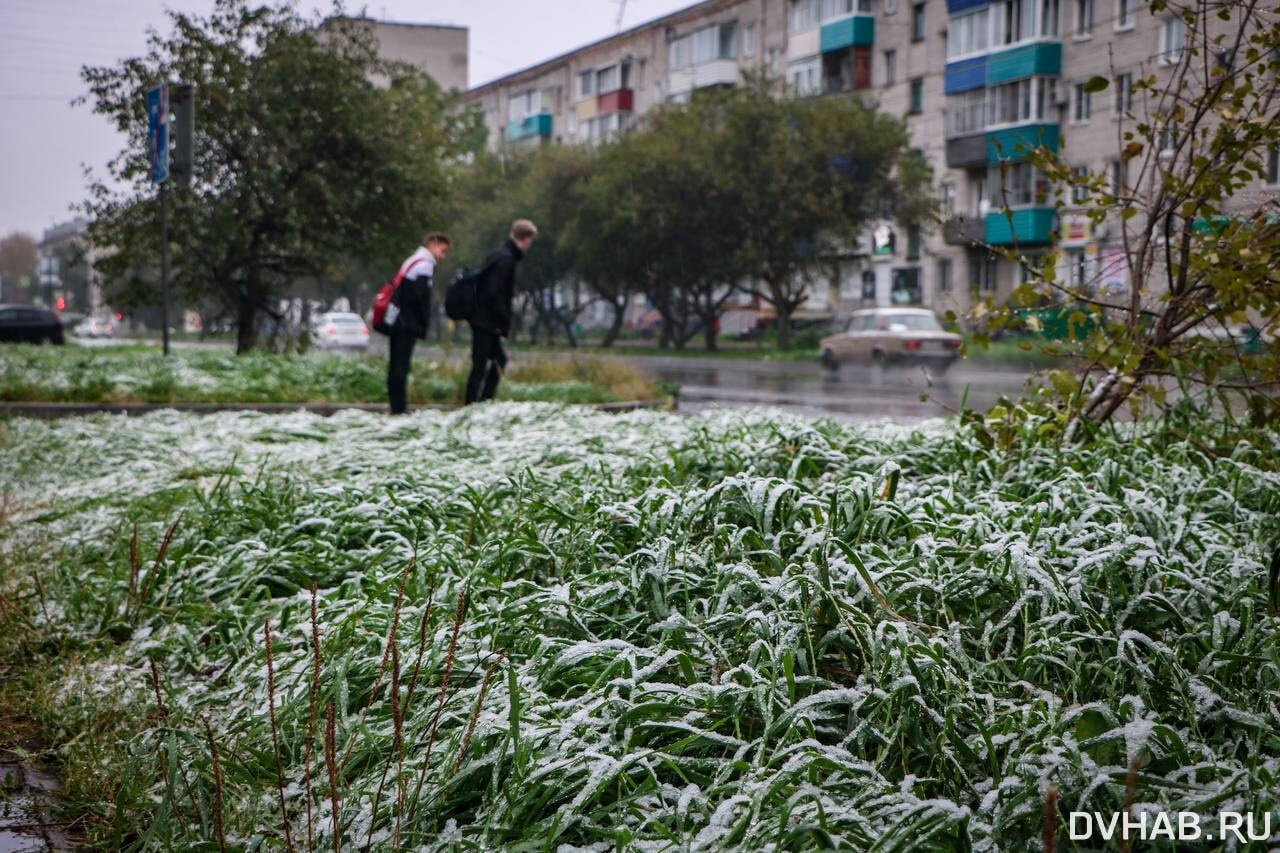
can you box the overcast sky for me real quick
[0,0,693,239]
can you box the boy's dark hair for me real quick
[423,231,451,246]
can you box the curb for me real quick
[0,400,667,419]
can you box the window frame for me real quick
[912,3,927,41]
[1115,0,1134,31]
[1073,0,1093,37]
[908,77,924,114]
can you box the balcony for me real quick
[597,88,634,114]
[985,123,1059,163]
[820,15,875,52]
[822,46,872,94]
[505,113,552,142]
[945,100,988,167]
[943,216,985,245]
[987,41,1062,85]
[985,208,1056,245]
[667,59,740,98]
[944,56,986,94]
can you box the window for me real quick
[767,47,781,75]
[989,77,1056,125]
[1041,0,1059,36]
[1113,72,1132,116]
[909,78,924,114]
[947,9,989,59]
[1071,165,1089,203]
[941,183,956,218]
[789,57,822,96]
[820,0,869,17]
[971,255,999,293]
[1161,17,1184,65]
[790,0,820,32]
[578,71,594,99]
[1116,0,1134,29]
[907,225,922,260]
[993,0,1032,45]
[508,89,538,122]
[1067,249,1087,288]
[972,175,988,216]
[744,22,757,57]
[938,257,953,292]
[597,65,619,94]
[1072,82,1091,122]
[1158,121,1181,154]
[861,271,876,301]
[670,22,739,69]
[945,89,987,136]
[1073,0,1092,35]
[1268,146,1279,184]
[912,3,926,41]
[884,49,897,85]
[885,0,898,13]
[719,21,739,59]
[1110,158,1128,196]
[991,162,1051,206]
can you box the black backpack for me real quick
[444,266,483,322]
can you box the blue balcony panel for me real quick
[947,0,990,13]
[945,57,986,94]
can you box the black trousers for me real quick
[387,329,416,414]
[466,327,507,404]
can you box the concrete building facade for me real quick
[461,0,1279,328]
[345,18,470,91]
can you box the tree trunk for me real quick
[235,288,258,354]
[703,315,718,351]
[776,308,793,350]
[602,300,625,347]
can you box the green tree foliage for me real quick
[80,0,481,353]
[713,74,932,348]
[0,232,37,305]
[976,0,1280,435]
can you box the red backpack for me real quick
[371,257,427,335]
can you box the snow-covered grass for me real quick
[0,345,660,405]
[0,405,1278,850]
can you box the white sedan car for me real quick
[311,312,370,350]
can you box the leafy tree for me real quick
[80,0,480,353]
[977,0,1280,436]
[715,74,932,348]
[0,232,37,305]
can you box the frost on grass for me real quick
[1,403,1278,850]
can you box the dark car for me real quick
[0,304,65,345]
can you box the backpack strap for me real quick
[393,256,429,287]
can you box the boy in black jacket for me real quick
[387,232,450,414]
[466,219,537,404]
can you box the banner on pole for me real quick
[147,84,169,184]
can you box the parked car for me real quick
[311,311,370,349]
[58,311,86,334]
[0,304,64,345]
[77,314,117,338]
[820,307,961,370]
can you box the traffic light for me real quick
[169,84,195,187]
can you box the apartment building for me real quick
[462,0,1279,325]
[336,18,469,91]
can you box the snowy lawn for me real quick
[0,345,660,405]
[0,404,1277,850]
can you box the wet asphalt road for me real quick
[77,336,1034,422]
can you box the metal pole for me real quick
[161,180,170,356]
